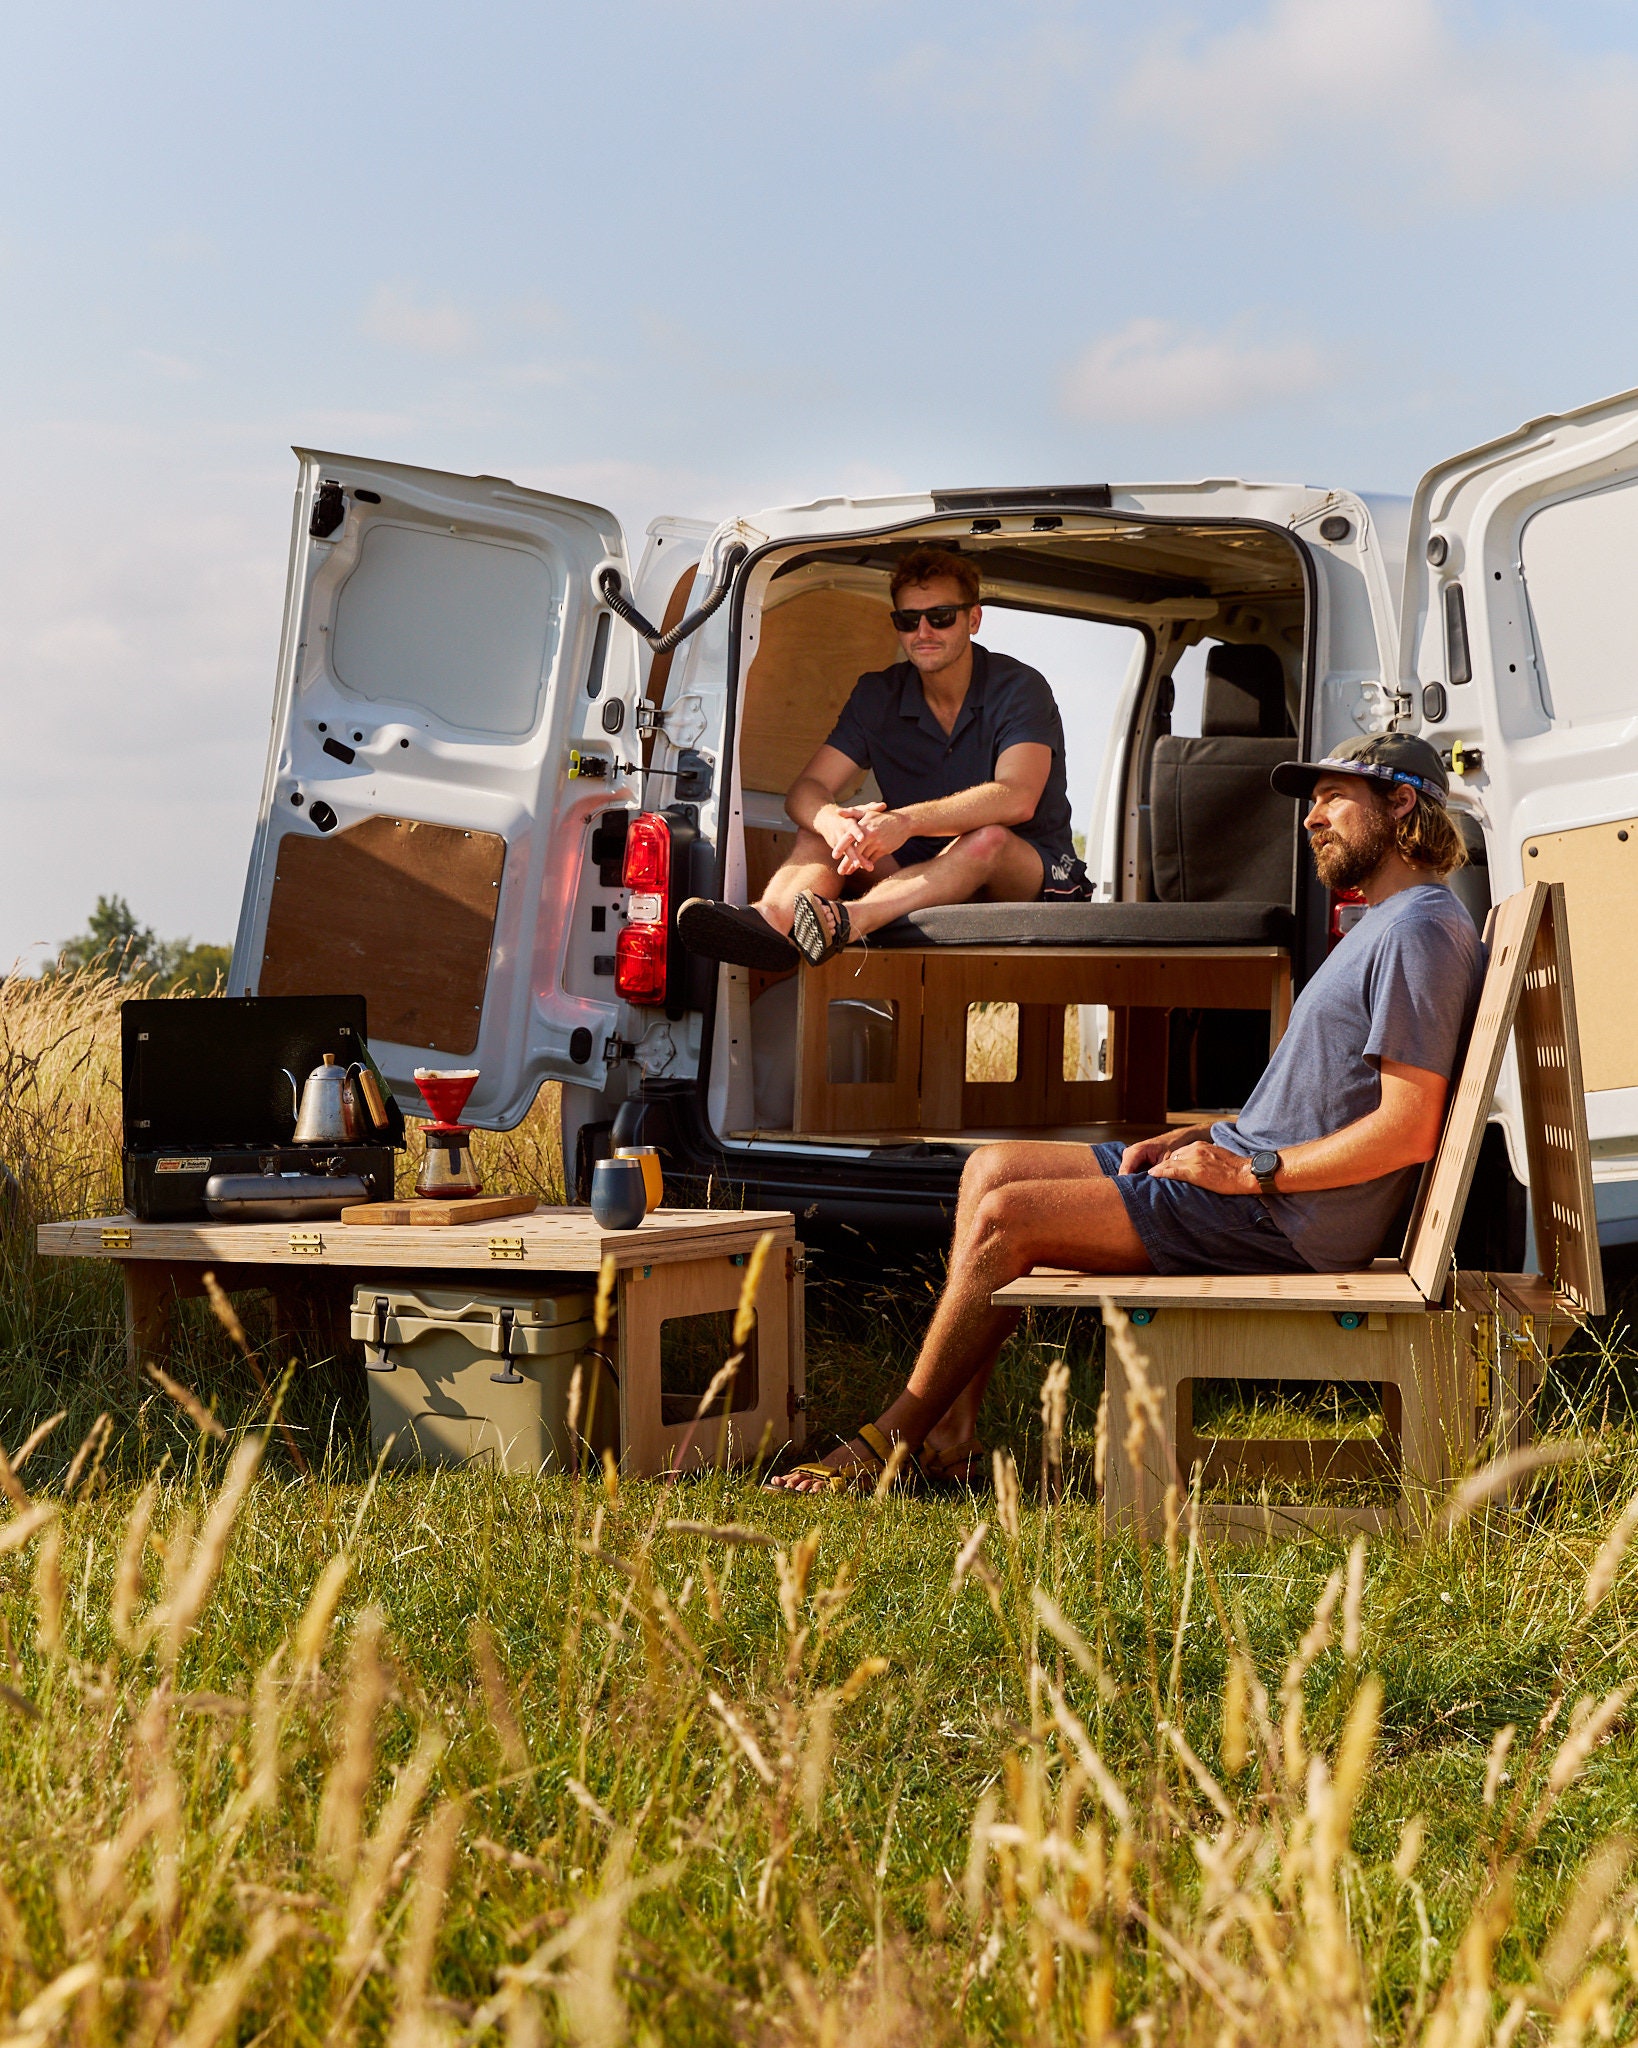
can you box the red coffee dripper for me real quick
[413,1068,483,1198]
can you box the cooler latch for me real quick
[363,1295,396,1373]
[491,1306,525,1384]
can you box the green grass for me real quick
[9,968,1638,2040]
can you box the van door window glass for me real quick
[1520,476,1638,729]
[978,610,1145,854]
[331,522,557,737]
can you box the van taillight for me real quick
[1329,888,1367,946]
[616,811,671,1004]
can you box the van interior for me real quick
[711,517,1315,1154]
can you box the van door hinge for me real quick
[603,1036,636,1064]
[1353,680,1413,733]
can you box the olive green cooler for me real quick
[350,1283,616,1472]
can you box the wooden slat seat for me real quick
[992,882,1603,1536]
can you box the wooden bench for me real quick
[993,882,1603,1537]
[35,1207,806,1479]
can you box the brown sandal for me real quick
[767,1423,918,1495]
[791,891,851,966]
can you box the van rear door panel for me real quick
[1403,387,1638,1178]
[231,451,641,1126]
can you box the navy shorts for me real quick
[1090,1140,1314,1278]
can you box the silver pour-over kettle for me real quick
[284,1053,388,1144]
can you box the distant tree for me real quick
[54,895,164,981]
[163,941,232,995]
[52,897,229,993]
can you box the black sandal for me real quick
[791,891,851,966]
[676,899,800,971]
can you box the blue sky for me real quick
[6,0,1638,965]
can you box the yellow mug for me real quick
[615,1145,664,1210]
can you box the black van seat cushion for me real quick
[1150,735,1296,906]
[872,900,1293,948]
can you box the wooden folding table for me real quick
[36,1206,806,1478]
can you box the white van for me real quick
[229,385,1638,1260]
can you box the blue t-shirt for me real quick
[1213,884,1485,1272]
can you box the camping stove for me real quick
[413,1068,484,1198]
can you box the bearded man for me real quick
[769,730,1486,1495]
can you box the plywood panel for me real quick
[1523,815,1638,1091]
[1513,882,1603,1313]
[793,951,923,1135]
[259,815,505,1055]
[1404,883,1543,1301]
[40,1207,795,1274]
[741,587,900,795]
[994,1266,1429,1312]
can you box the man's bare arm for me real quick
[1147,1060,1449,1196]
[784,744,871,848]
[842,743,1052,865]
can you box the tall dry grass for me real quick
[3,972,1638,2041]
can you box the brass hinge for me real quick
[288,1231,325,1257]
[489,1236,525,1261]
[1472,1312,1493,1409]
[100,1226,132,1251]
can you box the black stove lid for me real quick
[121,994,406,1151]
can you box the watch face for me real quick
[1252,1151,1280,1181]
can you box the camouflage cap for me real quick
[1270,730,1449,804]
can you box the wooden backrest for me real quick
[1404,880,1602,1312]
[1514,882,1603,1313]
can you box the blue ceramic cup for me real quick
[591,1156,648,1230]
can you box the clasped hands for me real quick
[822,801,908,876]
[1118,1127,1260,1196]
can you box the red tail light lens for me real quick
[622,811,671,893]
[1329,888,1367,946]
[617,811,672,1004]
[615,923,667,1002]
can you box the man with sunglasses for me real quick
[678,545,1082,969]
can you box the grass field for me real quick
[6,968,1638,2044]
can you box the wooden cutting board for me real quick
[339,1194,540,1227]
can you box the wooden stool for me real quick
[996,882,1603,1538]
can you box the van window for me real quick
[978,610,1145,847]
[1521,477,1638,731]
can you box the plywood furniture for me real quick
[994,883,1602,1537]
[794,944,1292,1135]
[37,1207,805,1479]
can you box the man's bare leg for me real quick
[770,1143,1152,1491]
[753,829,899,937]
[923,1143,1099,1461]
[824,826,1043,940]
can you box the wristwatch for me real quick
[1250,1149,1283,1196]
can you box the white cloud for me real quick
[1062,318,1328,425]
[360,282,479,356]
[1117,0,1638,202]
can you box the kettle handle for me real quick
[281,1068,301,1121]
[350,1062,391,1132]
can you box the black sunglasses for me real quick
[890,604,968,632]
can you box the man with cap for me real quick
[769,730,1486,1495]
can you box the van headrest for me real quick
[1201,644,1290,738]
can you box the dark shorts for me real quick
[857,835,1089,901]
[1090,1139,1314,1278]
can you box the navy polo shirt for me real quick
[823,644,1076,874]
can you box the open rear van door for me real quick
[1401,385,1638,1184]
[230,450,642,1128]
